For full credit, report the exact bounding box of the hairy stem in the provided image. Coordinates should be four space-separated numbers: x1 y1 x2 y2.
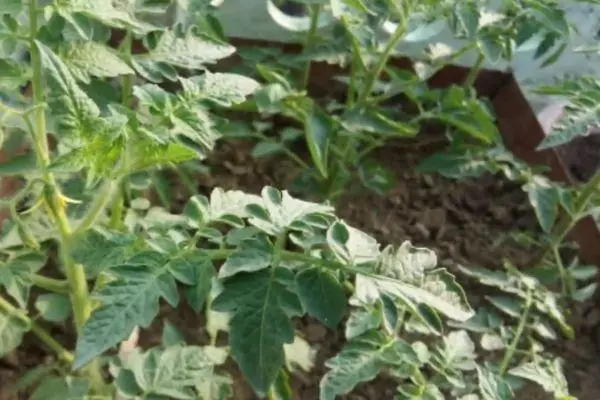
463 51 485 88
31 274 70 294
356 23 407 106
540 169 600 263
302 4 321 89
75 179 118 234
499 290 533 375
0 296 73 363
27 0 104 390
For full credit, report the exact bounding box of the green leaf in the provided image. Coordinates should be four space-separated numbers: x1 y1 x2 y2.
485 295 522 318
326 220 380 266
211 268 299 395
132 30 235 81
0 0 21 15
320 331 418 400
345 307 381 339
269 369 293 400
358 242 473 321
358 161 395 195
247 186 334 236
251 141 285 158
184 188 262 228
218 236 273 279
404 19 446 42
0 153 38 176
304 105 332 178
509 357 571 398
123 346 216 399
74 252 178 369
477 366 512 400
296 267 346 328
71 228 138 277
523 176 559 233
62 42 134 83
55 0 156 34
432 330 477 372
0 58 29 91
417 152 489 179
31 377 89 400
34 294 71 323
180 72 260 107
573 282 597 302
162 320 185 347
0 253 46 307
455 2 480 38
535 77 600 149
195 373 233 400
36 41 101 138
0 310 28 357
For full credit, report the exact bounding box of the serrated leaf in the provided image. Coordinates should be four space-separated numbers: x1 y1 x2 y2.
71 228 138 277
345 308 381 339
34 294 71 323
218 236 272 279
436 330 477 371
327 220 380 266
535 77 600 149
55 0 155 34
122 346 215 399
62 42 134 83
357 242 473 321
0 310 28 357
508 358 570 398
320 331 418 400
477 366 512 400
74 252 178 369
133 29 235 73
184 188 262 227
296 267 346 328
211 268 298 395
36 41 100 138
247 186 334 236
523 176 559 233
0 58 28 90
0 253 46 307
180 72 260 107
417 152 489 179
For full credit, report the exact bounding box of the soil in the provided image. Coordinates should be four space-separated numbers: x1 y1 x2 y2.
2 135 600 399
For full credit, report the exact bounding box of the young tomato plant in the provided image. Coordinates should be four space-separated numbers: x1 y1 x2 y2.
233 0 573 201
0 0 258 397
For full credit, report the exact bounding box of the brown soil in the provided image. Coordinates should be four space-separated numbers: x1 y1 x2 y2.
2 136 600 399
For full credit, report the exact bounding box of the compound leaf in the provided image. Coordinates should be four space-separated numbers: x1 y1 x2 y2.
74 252 178 369
184 188 262 228
124 346 216 399
211 268 298 395
508 357 571 398
320 331 418 400
62 42 133 83
247 186 334 236
37 41 100 138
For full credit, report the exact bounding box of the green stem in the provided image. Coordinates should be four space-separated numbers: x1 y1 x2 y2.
27 0 104 390
31 274 70 294
301 4 321 89
540 169 600 262
0 296 73 363
356 23 407 106
75 180 118 234
499 290 533 375
463 51 485 88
